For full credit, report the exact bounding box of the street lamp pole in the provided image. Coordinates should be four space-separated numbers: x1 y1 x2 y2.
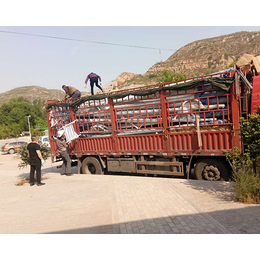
26 115 31 140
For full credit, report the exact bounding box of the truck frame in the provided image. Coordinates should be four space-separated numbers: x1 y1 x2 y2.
46 68 260 181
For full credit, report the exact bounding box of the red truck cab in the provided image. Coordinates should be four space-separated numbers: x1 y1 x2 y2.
251 76 260 114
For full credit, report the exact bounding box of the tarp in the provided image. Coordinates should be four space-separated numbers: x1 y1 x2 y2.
46 76 234 109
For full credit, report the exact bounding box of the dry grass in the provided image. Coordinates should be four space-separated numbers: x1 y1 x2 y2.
233 166 260 204
15 176 48 186
236 196 260 204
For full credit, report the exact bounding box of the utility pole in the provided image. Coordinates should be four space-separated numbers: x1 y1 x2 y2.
26 115 31 140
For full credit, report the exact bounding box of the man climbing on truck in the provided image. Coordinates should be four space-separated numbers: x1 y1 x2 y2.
62 85 81 101
85 72 103 95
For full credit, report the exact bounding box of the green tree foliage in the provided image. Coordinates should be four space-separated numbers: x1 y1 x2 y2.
224 106 260 203
0 98 47 138
239 106 260 166
159 69 187 83
0 124 9 139
225 106 260 170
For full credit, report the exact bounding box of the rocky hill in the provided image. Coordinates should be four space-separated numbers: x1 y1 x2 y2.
102 31 260 92
102 72 143 93
146 31 260 77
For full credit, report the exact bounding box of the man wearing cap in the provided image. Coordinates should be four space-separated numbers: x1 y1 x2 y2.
85 72 104 95
56 129 72 176
62 85 81 101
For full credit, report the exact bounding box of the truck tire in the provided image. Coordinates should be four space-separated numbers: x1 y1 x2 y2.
194 158 229 181
81 157 104 175
8 148 15 154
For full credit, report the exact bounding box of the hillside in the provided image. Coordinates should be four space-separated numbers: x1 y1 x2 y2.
0 86 63 106
146 31 260 77
0 86 89 106
103 31 260 92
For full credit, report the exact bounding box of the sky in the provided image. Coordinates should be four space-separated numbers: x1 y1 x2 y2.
0 1 260 96
1 25 260 95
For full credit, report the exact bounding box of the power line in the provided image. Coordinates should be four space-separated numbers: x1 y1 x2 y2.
0 29 177 52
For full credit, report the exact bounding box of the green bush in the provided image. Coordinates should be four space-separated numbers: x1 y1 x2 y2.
17 143 51 169
224 106 260 203
148 74 157 79
223 147 253 172
239 107 260 170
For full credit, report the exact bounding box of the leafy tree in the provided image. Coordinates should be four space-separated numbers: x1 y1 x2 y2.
0 98 48 138
8 123 22 137
0 124 9 139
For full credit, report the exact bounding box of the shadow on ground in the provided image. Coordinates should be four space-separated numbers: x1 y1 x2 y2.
17 164 62 179
105 169 196 180
44 206 260 234
182 179 236 202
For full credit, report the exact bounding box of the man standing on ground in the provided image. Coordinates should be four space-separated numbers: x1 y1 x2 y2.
27 136 45 186
62 85 81 101
56 129 72 176
85 72 104 95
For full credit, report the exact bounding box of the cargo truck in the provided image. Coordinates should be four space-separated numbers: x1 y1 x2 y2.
45 68 260 181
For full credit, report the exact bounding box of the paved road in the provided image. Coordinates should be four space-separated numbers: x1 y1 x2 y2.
0 152 260 234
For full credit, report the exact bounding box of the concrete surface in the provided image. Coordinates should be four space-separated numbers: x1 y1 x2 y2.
0 152 260 234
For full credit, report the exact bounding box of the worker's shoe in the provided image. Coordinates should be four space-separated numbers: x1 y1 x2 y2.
60 173 65 175
37 182 45 186
30 183 35 186
65 173 73 176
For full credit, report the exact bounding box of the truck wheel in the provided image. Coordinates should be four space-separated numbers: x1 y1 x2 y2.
81 157 104 175
194 158 229 181
8 148 15 154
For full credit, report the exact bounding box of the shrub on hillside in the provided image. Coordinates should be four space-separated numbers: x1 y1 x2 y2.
159 69 187 83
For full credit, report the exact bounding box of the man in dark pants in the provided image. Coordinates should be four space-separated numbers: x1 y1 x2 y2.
85 72 104 95
56 129 72 176
27 136 45 186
